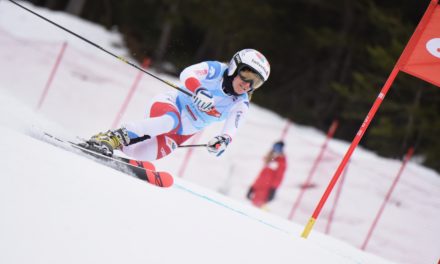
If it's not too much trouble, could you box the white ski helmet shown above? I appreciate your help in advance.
[228,49,270,88]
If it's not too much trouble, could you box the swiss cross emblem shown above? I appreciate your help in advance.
[426,38,440,59]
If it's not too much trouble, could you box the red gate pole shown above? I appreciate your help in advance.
[325,161,350,234]
[112,58,151,128]
[288,120,338,220]
[361,147,414,250]
[36,41,67,110]
[301,67,400,238]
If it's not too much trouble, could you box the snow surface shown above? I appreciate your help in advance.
[0,1,439,264]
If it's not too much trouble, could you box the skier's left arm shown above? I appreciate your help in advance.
[206,101,249,156]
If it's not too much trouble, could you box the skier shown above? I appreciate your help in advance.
[87,49,270,161]
[247,141,287,208]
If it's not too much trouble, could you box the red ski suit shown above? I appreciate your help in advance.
[249,154,286,207]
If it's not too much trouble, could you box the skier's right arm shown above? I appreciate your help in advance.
[180,62,215,112]
[179,62,207,93]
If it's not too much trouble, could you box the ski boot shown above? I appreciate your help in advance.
[87,127,130,156]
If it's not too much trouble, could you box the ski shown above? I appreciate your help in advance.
[41,132,174,188]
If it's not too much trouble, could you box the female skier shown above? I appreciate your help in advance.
[88,48,270,161]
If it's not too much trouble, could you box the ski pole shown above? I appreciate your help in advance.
[178,144,207,148]
[7,0,192,97]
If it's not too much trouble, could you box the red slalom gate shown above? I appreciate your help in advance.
[361,147,414,250]
[36,41,67,110]
[301,0,440,239]
[112,58,151,128]
[288,120,339,220]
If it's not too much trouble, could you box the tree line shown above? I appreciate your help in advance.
[30,0,440,172]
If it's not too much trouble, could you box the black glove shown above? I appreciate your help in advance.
[246,187,254,200]
[267,188,276,202]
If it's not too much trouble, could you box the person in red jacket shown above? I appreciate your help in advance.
[247,141,287,207]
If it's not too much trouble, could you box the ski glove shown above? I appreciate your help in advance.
[267,188,277,202]
[193,87,214,112]
[207,134,231,157]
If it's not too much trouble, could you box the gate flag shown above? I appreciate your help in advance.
[400,1,440,88]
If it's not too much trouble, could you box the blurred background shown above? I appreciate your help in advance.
[27,0,439,172]
[1,2,439,263]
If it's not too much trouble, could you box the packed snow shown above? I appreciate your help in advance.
[0,1,439,264]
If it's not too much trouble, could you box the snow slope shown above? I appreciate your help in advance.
[0,1,439,263]
[0,93,396,264]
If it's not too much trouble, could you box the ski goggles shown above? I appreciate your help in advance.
[237,66,265,89]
